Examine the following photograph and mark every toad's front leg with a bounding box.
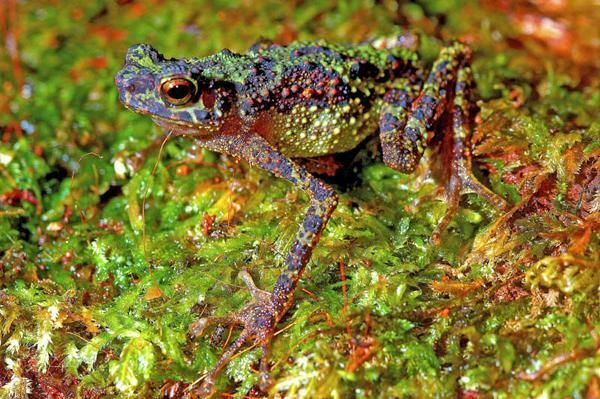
[186,132,338,398]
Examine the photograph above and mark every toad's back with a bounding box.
[196,41,423,157]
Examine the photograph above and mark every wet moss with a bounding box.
[1,0,598,398]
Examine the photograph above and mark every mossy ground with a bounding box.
[1,1,599,398]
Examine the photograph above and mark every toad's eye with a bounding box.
[160,78,196,106]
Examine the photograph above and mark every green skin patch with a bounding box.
[115,36,508,397]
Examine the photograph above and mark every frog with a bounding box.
[115,34,507,397]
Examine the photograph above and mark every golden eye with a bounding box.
[160,78,196,106]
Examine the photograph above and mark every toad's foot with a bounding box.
[187,270,278,398]
[431,142,509,245]
[430,67,508,244]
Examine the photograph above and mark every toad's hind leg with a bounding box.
[432,65,508,243]
[378,42,507,242]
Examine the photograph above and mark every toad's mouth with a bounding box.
[120,98,200,129]
[151,114,195,128]
[151,116,199,136]
[150,115,221,137]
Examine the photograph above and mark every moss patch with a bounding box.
[1,1,598,398]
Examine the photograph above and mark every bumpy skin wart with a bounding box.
[115,36,507,397]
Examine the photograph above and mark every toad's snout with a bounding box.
[115,70,155,110]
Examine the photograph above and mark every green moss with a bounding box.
[1,0,599,398]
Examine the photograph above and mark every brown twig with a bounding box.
[517,330,600,381]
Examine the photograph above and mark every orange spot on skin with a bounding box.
[302,88,314,98]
